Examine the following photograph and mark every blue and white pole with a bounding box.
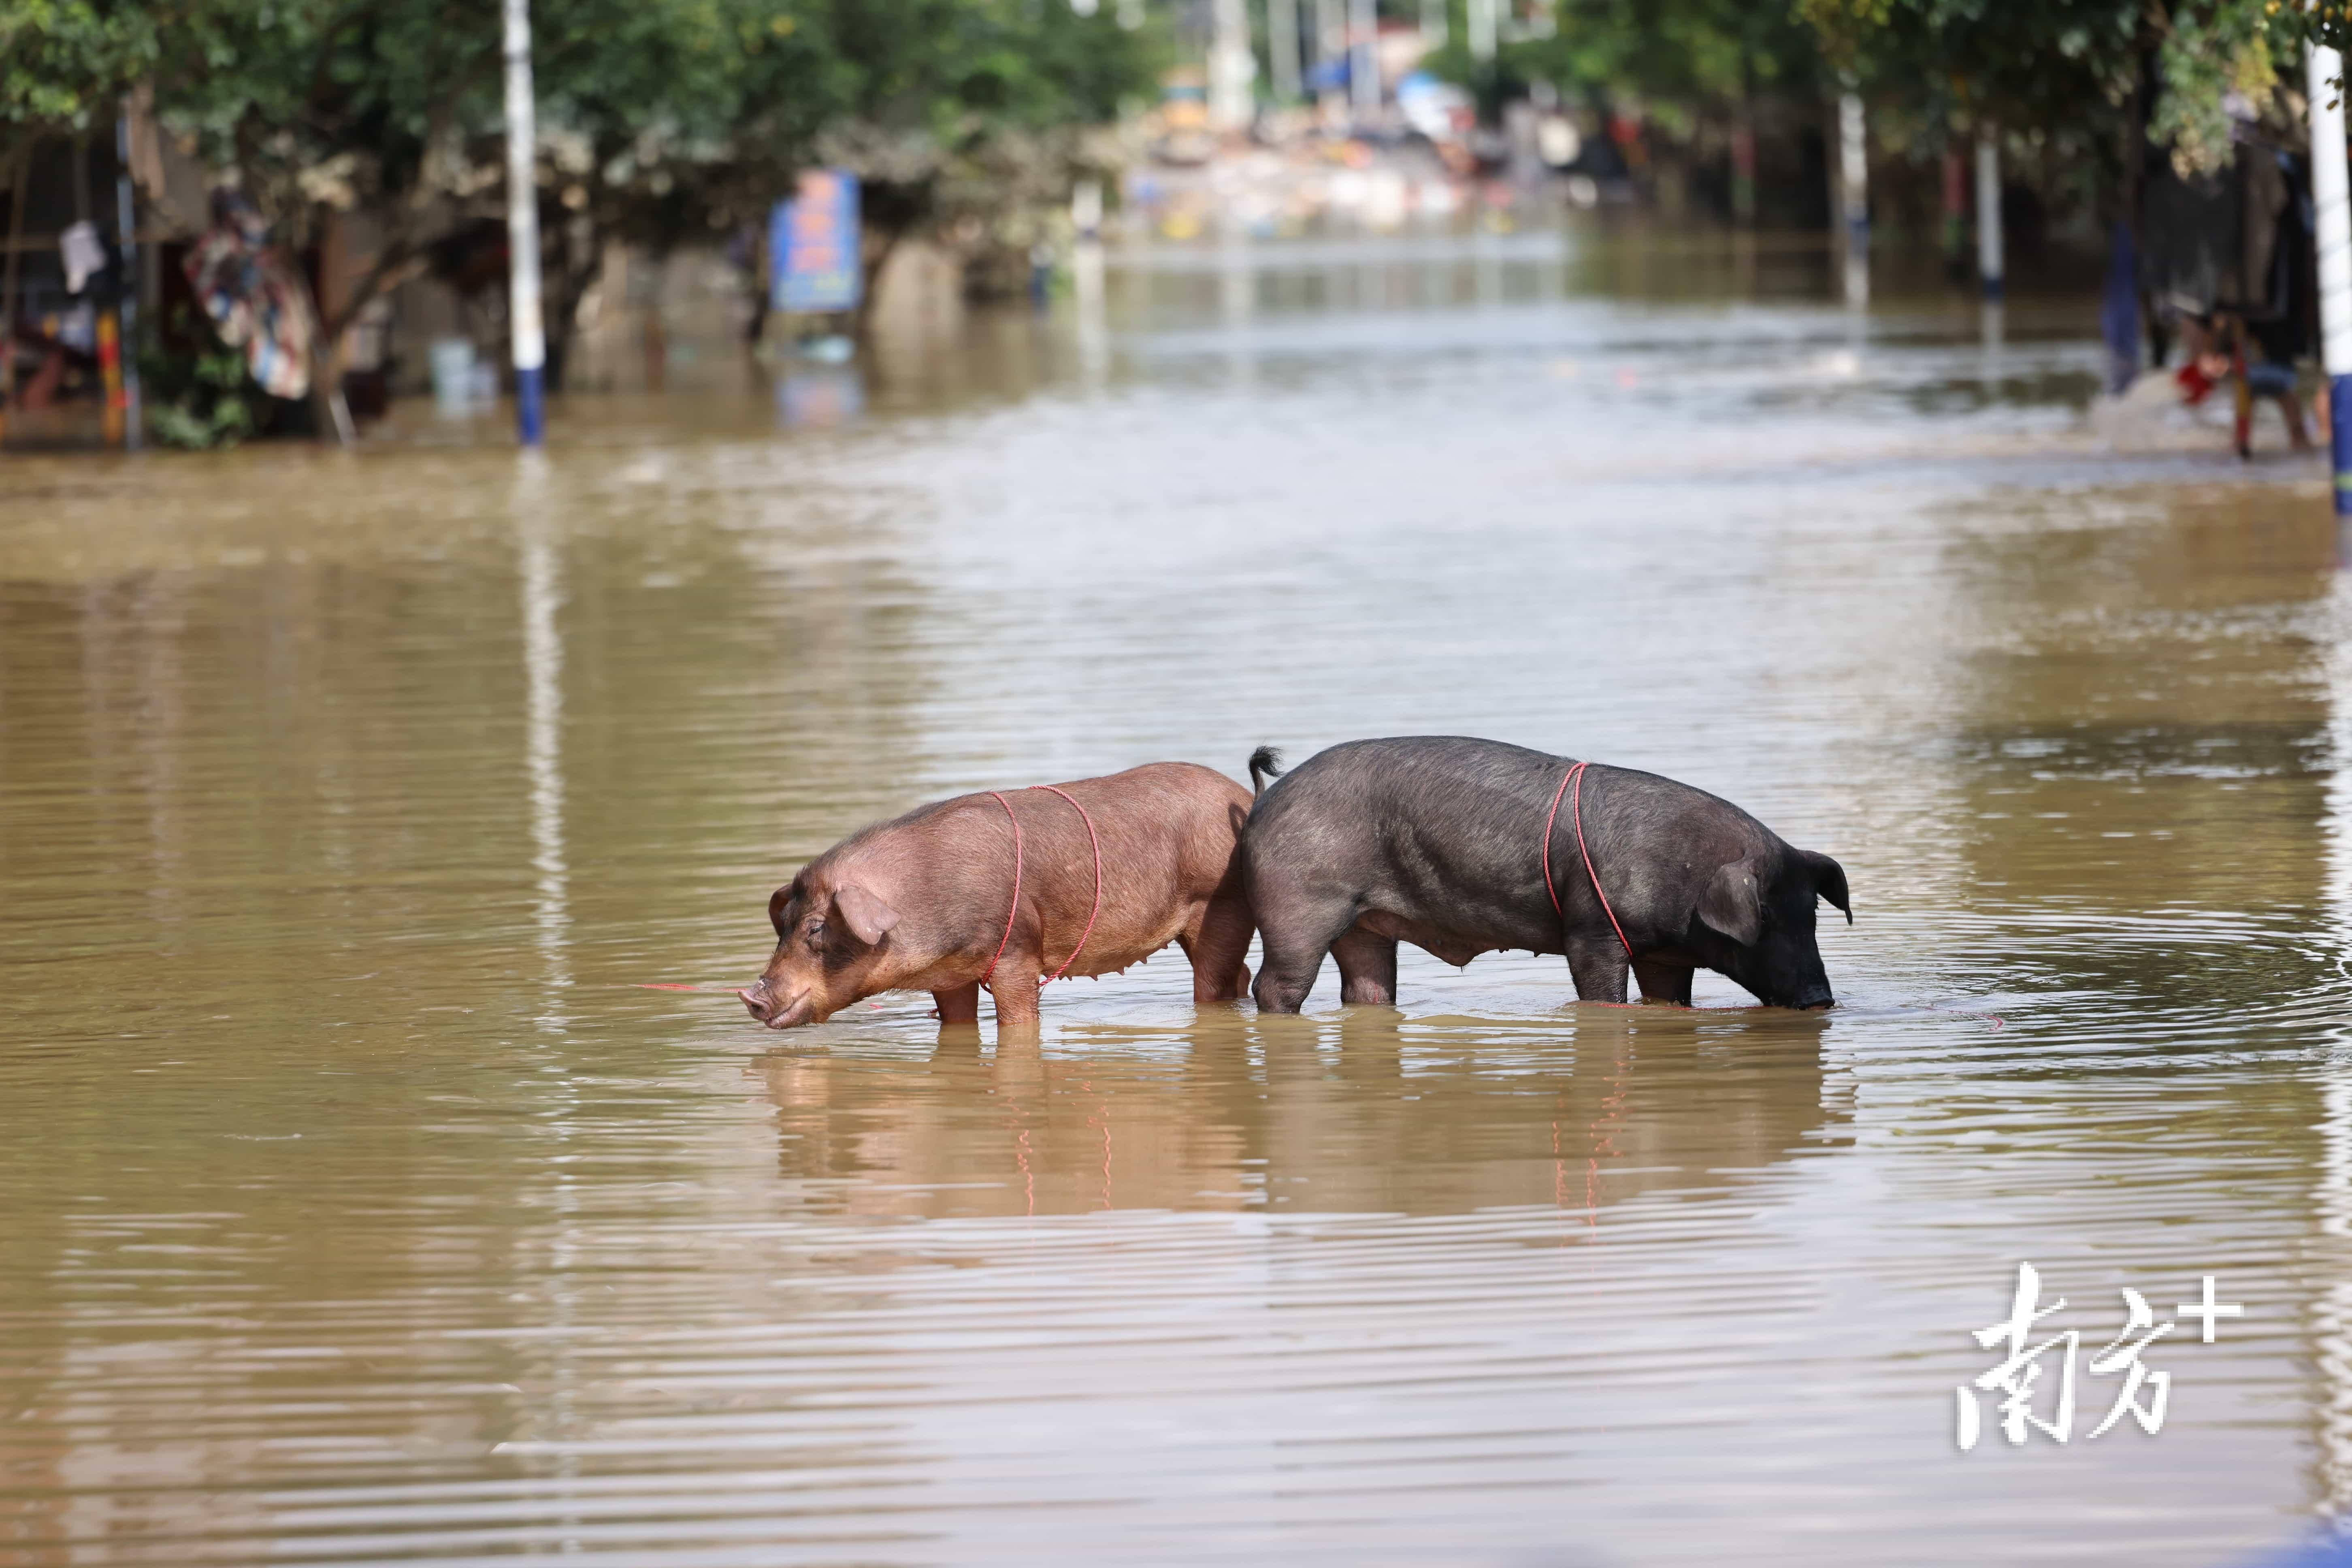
[2314,43,2352,542]
[502,0,546,447]
[1837,83,1868,307]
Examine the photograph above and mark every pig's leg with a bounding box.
[1183,890,1256,1003]
[934,981,981,1026]
[1252,899,1355,1014]
[1331,925,1399,1006]
[1631,959,1693,1007]
[1565,935,1630,1004]
[988,960,1043,1032]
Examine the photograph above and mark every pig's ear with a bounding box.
[1697,856,1764,946]
[767,885,794,937]
[831,884,901,947]
[1801,850,1852,924]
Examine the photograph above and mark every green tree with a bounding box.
[1497,0,1822,130]
[805,0,1163,313]
[0,1,158,134]
[1420,0,1825,227]
[6,0,1159,431]
[1797,0,2298,181]
[149,0,845,405]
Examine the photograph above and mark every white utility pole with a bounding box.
[1314,0,1345,117]
[2311,44,2352,540]
[1209,0,1255,130]
[1975,128,2003,299]
[1348,0,1378,119]
[1467,0,1497,63]
[1838,83,1868,307]
[1269,0,1302,101]
[502,0,545,445]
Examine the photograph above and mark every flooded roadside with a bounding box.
[4,226,2350,1564]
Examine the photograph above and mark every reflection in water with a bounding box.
[515,453,591,1534]
[517,454,571,1029]
[758,1008,1832,1222]
[773,364,865,429]
[0,229,2348,1564]
[1217,222,1253,392]
[2314,577,2352,1520]
[2318,1072,2352,1519]
[1073,240,1110,394]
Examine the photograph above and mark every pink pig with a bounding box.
[741,761,1256,1033]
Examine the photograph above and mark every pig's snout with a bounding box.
[738,981,814,1029]
[1785,976,1835,1010]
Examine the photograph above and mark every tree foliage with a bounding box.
[147,0,844,275]
[1799,0,2303,178]
[3,0,1159,395]
[804,0,1162,296]
[0,1,158,138]
[1515,0,1821,128]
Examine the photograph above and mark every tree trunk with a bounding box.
[296,266,354,446]
[306,206,353,443]
[299,218,426,444]
[541,233,603,394]
[309,328,355,445]
[1732,45,1757,228]
[852,224,904,341]
[744,221,769,352]
[285,234,352,445]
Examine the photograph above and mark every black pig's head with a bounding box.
[1689,846,1849,1010]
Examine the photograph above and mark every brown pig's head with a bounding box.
[740,865,904,1029]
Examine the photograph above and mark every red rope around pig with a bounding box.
[976,785,1104,988]
[1542,760,1633,959]
[1033,785,1104,983]
[978,790,1026,986]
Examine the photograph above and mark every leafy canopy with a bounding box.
[1,0,159,136]
[1800,0,2302,177]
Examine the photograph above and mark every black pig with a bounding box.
[1243,737,1850,1012]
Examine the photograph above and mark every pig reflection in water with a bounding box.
[756,1008,1839,1218]
[741,762,1256,1035]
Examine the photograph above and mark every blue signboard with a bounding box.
[770,170,862,315]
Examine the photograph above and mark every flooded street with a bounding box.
[8,228,2352,1564]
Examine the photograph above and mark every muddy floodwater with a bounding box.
[7,229,2352,1565]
